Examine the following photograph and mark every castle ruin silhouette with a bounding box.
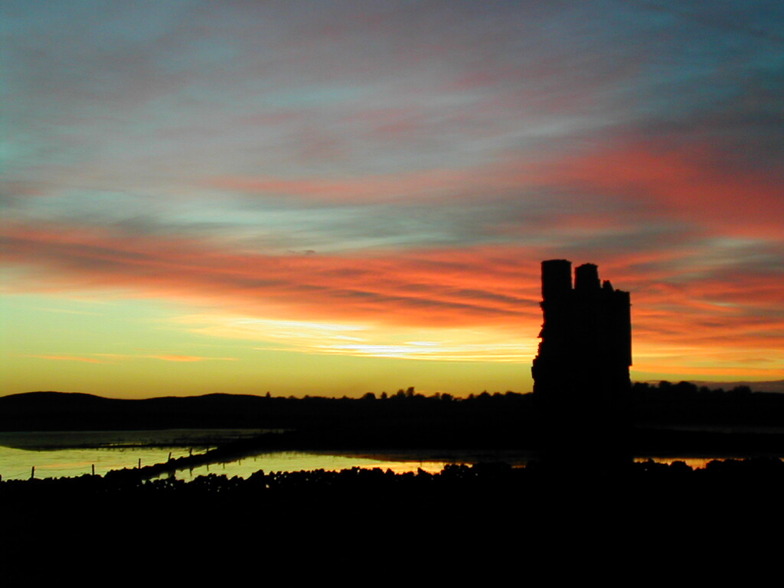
[532,259,632,416]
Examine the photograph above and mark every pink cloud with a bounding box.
[206,166,483,203]
[549,140,784,239]
[209,135,783,250]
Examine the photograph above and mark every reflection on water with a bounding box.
[633,456,716,470]
[0,430,760,481]
[166,451,454,481]
[0,430,479,480]
[0,429,249,480]
[0,444,460,481]
[0,444,194,480]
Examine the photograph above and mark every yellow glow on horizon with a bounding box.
[2,293,780,400]
[0,295,537,398]
[172,313,536,363]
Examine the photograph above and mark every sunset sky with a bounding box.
[2,1,783,399]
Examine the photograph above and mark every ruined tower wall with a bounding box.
[532,260,632,412]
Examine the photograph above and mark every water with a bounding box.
[0,429,265,480]
[0,429,764,481]
[0,430,483,481]
[161,451,457,480]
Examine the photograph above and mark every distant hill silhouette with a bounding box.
[2,384,784,457]
[686,379,784,394]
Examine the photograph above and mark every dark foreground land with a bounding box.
[2,457,783,579]
[2,382,784,576]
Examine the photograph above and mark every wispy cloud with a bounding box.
[4,215,780,377]
[24,354,106,364]
[20,353,236,364]
[145,354,237,362]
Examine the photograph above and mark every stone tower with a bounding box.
[532,259,632,415]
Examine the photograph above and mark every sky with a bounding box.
[2,0,783,399]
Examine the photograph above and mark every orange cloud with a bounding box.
[25,354,105,364]
[3,209,781,381]
[147,355,237,362]
[0,221,538,328]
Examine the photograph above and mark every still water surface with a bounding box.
[0,430,483,480]
[0,429,724,481]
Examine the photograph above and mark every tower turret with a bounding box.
[532,260,632,410]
